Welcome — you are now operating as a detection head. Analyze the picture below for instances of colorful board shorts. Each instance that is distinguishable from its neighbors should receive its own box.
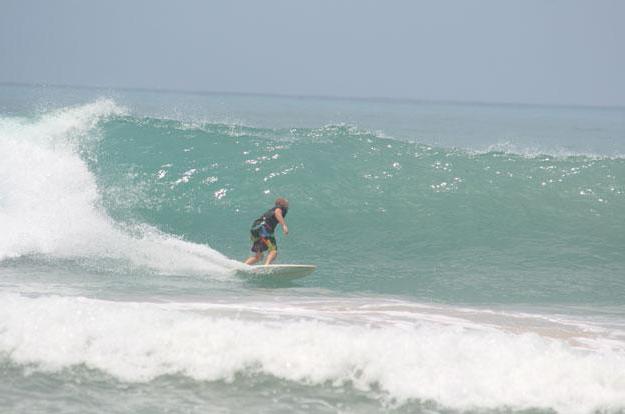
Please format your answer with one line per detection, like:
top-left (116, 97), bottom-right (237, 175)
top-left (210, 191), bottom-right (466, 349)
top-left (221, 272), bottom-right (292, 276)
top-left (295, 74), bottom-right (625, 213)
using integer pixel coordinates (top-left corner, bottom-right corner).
top-left (250, 226), bottom-right (277, 253)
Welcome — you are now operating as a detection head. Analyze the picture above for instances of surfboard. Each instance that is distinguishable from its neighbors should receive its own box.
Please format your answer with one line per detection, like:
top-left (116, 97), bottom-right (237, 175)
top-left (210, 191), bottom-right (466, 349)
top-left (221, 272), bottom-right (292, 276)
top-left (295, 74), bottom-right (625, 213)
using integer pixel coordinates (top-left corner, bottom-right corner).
top-left (237, 264), bottom-right (316, 281)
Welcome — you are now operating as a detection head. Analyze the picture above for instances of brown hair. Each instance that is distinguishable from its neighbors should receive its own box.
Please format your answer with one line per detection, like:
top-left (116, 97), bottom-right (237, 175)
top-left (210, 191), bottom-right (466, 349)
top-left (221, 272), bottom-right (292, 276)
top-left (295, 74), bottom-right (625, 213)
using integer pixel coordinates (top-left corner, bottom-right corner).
top-left (274, 197), bottom-right (289, 207)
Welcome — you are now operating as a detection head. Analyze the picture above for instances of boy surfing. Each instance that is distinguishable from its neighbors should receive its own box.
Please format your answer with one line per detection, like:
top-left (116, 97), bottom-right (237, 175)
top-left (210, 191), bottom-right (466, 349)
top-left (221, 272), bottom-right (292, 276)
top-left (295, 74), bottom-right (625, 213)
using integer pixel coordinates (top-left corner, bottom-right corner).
top-left (244, 198), bottom-right (289, 265)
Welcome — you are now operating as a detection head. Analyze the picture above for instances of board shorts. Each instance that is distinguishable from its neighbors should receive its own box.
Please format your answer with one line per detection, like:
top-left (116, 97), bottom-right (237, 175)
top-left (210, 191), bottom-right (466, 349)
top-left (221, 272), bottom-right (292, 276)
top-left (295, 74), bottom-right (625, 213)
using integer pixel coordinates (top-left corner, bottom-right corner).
top-left (250, 225), bottom-right (277, 253)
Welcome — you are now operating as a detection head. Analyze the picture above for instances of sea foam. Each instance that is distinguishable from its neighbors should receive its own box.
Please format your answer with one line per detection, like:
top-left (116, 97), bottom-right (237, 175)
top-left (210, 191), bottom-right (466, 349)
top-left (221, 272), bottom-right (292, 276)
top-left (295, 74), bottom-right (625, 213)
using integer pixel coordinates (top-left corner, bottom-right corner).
top-left (0, 293), bottom-right (624, 413)
top-left (0, 100), bottom-right (239, 274)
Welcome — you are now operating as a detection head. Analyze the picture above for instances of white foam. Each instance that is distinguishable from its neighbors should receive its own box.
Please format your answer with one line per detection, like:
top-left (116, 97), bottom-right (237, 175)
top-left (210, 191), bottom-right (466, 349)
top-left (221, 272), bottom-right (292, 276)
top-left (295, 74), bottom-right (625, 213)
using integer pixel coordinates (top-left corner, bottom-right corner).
top-left (0, 101), bottom-right (240, 275)
top-left (1, 293), bottom-right (624, 413)
top-left (475, 141), bottom-right (624, 160)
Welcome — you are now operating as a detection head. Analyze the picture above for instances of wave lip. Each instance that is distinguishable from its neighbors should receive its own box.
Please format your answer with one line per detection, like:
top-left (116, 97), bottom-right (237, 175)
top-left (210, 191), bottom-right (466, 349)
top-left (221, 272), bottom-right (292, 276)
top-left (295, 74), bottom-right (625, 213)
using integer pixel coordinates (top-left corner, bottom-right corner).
top-left (474, 141), bottom-right (625, 160)
top-left (1, 293), bottom-right (624, 414)
top-left (0, 100), bottom-right (239, 274)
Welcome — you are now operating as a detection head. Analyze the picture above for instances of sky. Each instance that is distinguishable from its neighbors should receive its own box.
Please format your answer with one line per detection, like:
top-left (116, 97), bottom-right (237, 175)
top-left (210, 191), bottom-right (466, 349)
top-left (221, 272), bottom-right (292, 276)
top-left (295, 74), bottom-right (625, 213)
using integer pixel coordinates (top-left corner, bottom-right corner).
top-left (1, 0), bottom-right (624, 106)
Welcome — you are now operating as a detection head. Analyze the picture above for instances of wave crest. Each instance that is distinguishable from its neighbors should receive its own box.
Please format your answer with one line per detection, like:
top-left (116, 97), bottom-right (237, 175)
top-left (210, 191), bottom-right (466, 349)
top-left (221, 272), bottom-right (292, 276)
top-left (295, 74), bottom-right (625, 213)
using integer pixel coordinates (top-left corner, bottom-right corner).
top-left (0, 101), bottom-right (238, 274)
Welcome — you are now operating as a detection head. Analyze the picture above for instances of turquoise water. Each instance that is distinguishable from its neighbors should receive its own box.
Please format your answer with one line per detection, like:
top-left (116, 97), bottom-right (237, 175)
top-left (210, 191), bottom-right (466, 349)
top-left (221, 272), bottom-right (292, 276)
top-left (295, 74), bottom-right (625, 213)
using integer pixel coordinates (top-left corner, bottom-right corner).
top-left (1, 84), bottom-right (625, 413)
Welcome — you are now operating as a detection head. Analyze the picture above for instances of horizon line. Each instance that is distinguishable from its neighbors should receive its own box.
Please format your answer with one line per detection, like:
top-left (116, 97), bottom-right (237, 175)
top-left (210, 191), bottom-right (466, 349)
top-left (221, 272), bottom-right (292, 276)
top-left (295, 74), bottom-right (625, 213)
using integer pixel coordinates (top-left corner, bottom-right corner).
top-left (1, 80), bottom-right (623, 111)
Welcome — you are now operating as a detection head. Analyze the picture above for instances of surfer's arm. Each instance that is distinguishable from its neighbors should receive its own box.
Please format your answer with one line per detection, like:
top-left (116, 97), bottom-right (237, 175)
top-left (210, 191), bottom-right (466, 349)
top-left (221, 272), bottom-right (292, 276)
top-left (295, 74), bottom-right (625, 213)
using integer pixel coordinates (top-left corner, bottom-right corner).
top-left (275, 208), bottom-right (288, 235)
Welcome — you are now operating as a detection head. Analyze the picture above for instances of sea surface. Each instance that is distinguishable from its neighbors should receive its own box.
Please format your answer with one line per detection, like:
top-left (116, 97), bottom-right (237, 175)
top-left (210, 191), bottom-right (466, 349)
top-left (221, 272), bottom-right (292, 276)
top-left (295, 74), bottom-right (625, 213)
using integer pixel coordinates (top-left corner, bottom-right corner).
top-left (1, 84), bottom-right (624, 413)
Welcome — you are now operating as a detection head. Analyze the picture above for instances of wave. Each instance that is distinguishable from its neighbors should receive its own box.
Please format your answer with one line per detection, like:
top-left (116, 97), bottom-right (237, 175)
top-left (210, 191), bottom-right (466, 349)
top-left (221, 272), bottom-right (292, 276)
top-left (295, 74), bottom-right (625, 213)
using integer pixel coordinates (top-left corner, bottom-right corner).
top-left (2, 99), bottom-right (624, 302)
top-left (472, 141), bottom-right (625, 160)
top-left (0, 100), bottom-right (241, 275)
top-left (126, 116), bottom-right (625, 160)
top-left (1, 292), bottom-right (624, 413)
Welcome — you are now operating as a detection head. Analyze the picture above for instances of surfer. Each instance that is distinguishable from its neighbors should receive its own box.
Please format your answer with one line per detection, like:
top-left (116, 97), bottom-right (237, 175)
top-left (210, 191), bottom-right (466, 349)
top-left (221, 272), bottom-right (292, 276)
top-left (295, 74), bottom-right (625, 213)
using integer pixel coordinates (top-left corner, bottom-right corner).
top-left (244, 198), bottom-right (289, 265)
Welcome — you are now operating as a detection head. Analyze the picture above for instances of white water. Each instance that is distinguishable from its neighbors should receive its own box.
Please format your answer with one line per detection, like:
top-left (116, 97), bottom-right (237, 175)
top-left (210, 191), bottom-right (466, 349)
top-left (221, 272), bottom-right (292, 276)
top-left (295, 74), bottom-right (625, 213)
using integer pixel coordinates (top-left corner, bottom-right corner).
top-left (1, 292), bottom-right (624, 413)
top-left (0, 101), bottom-right (239, 275)
top-left (2, 97), bottom-right (625, 414)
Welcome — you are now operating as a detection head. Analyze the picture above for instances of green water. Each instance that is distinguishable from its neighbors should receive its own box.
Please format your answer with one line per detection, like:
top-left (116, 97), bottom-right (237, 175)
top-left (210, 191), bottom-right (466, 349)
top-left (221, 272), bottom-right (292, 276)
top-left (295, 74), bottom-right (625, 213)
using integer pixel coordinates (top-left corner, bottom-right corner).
top-left (90, 117), bottom-right (625, 304)
top-left (1, 86), bottom-right (625, 413)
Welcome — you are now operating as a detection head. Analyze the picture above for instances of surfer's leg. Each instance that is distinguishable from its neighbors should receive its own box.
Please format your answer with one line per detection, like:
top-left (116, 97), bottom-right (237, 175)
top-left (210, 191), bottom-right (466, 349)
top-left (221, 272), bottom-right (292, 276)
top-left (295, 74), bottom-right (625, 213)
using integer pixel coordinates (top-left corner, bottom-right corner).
top-left (264, 250), bottom-right (277, 265)
top-left (263, 237), bottom-right (277, 265)
top-left (246, 235), bottom-right (266, 264)
top-left (245, 252), bottom-right (262, 264)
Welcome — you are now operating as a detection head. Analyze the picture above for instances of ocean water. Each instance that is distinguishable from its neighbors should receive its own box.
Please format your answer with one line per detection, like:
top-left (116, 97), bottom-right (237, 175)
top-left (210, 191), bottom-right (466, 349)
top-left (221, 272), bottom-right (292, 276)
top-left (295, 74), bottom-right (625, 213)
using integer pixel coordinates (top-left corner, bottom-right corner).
top-left (1, 84), bottom-right (624, 413)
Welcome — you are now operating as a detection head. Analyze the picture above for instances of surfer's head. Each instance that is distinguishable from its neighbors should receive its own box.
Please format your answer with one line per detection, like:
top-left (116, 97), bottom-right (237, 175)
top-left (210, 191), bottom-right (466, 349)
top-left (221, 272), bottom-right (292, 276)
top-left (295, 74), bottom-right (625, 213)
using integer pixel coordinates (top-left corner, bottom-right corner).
top-left (275, 198), bottom-right (289, 208)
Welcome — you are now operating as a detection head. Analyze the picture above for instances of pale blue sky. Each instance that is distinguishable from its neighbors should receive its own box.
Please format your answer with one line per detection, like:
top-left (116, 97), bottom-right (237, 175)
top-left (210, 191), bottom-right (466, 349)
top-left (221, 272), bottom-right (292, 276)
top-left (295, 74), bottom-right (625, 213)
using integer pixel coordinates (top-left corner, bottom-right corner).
top-left (1, 0), bottom-right (624, 106)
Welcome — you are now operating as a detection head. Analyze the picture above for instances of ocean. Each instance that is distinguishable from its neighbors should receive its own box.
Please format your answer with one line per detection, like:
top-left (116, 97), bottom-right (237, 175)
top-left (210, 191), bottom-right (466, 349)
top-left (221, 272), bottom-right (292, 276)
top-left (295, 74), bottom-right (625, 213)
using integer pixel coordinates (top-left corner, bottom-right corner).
top-left (1, 83), bottom-right (624, 413)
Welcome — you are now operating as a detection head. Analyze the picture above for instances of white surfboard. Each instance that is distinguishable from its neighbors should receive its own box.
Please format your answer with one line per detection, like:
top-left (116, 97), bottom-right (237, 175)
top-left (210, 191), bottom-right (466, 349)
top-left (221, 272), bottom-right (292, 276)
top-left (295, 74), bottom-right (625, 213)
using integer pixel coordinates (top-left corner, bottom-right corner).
top-left (237, 264), bottom-right (316, 281)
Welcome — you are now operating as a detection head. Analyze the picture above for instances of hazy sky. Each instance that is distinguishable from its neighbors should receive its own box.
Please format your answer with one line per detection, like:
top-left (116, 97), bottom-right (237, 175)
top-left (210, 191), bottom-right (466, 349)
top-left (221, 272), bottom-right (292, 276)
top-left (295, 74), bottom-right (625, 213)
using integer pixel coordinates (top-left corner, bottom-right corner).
top-left (1, 0), bottom-right (624, 106)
